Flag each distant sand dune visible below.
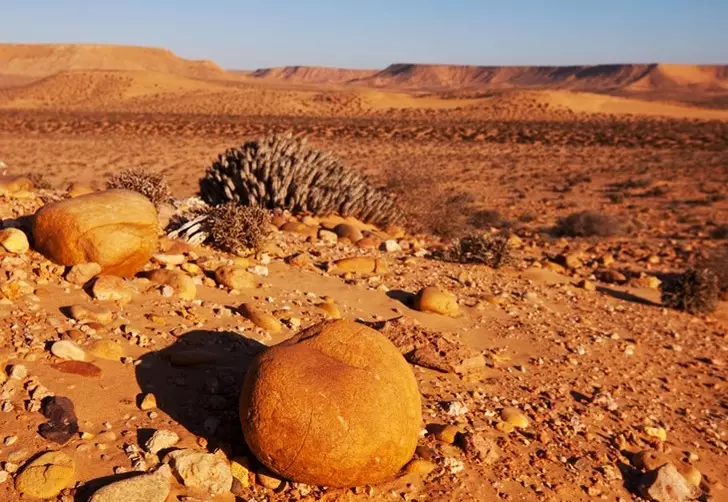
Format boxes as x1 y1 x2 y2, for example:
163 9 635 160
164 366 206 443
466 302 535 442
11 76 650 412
0 43 726 120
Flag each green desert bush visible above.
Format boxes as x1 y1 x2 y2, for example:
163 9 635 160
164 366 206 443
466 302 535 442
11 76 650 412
199 133 402 227
661 268 720 315
443 233 513 268
554 210 622 237
107 168 171 207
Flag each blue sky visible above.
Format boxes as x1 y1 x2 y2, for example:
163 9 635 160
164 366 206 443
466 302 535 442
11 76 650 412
1 1 726 69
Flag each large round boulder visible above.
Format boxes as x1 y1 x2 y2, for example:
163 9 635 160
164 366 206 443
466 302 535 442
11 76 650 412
240 320 421 487
32 190 158 277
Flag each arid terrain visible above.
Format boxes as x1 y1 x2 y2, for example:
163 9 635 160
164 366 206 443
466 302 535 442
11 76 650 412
0 44 727 501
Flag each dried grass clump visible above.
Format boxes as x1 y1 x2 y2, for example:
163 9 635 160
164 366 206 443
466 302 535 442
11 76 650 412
443 233 513 268
703 246 728 294
661 268 720 315
26 172 52 190
469 209 507 229
204 203 270 255
199 133 402 227
107 168 171 207
712 225 728 240
554 210 622 237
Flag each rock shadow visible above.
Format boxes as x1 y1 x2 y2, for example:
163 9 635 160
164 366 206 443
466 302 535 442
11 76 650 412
596 286 661 308
135 330 265 454
386 289 415 309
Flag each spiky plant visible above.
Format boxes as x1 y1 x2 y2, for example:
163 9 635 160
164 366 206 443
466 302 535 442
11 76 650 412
199 133 402 227
107 168 171 207
661 267 720 315
443 233 514 268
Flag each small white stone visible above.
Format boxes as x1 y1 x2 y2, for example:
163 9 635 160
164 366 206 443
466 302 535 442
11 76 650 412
383 239 402 253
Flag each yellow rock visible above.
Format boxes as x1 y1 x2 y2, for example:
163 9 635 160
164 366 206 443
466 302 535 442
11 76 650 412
0 228 30 254
679 465 702 488
495 421 515 433
15 451 75 499
231 457 251 488
500 407 529 429
91 275 135 304
644 426 667 441
329 256 387 275
0 175 34 195
214 265 257 290
414 286 459 316
88 339 125 361
180 262 202 275
67 183 95 198
140 393 157 411
233 257 251 268
434 425 460 444
333 223 364 242
67 304 113 325
318 300 342 319
256 469 283 490
239 303 282 333
578 279 597 291
147 269 196 301
405 459 436 477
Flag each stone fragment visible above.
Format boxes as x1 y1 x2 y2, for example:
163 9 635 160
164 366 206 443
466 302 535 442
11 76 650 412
66 262 102 285
0 228 29 254
140 393 157 411
639 463 699 502
88 340 125 361
144 430 180 455
51 340 87 361
89 465 171 502
66 304 113 325
414 286 459 316
38 396 80 445
91 275 135 304
214 265 257 290
500 407 529 429
166 449 232 496
146 269 196 300
15 451 75 499
239 303 282 333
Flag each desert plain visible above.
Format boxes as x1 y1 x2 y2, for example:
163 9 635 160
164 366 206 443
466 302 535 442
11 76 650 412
0 44 726 501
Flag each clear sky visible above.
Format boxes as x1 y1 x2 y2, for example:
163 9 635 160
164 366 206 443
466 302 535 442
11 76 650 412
1 1 726 69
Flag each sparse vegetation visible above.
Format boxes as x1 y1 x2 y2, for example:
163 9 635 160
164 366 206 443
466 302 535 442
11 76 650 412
107 168 171 207
702 246 728 294
469 209 507 229
554 210 622 237
661 268 720 314
712 225 728 239
204 203 270 255
200 133 402 226
443 233 513 268
27 172 52 190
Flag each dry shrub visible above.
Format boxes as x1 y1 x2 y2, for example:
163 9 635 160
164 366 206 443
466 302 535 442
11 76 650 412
200 133 402 227
469 209 507 229
712 225 728 239
205 203 270 255
107 168 172 207
443 233 513 268
661 268 720 314
27 172 52 190
554 210 622 237
702 246 728 294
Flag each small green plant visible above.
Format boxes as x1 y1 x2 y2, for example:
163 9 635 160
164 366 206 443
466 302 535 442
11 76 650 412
661 268 720 314
107 168 171 207
205 203 270 255
554 210 622 237
444 233 513 268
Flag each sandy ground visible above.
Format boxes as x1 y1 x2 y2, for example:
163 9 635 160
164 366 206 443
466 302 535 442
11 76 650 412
0 46 727 501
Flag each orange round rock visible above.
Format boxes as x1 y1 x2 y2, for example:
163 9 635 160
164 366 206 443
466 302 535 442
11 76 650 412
240 320 421 487
32 190 158 277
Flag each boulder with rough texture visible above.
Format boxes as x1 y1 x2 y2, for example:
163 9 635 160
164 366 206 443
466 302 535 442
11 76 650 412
89 466 171 502
0 227 30 254
166 449 232 496
32 190 158 277
15 451 75 499
414 286 459 316
240 320 421 487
